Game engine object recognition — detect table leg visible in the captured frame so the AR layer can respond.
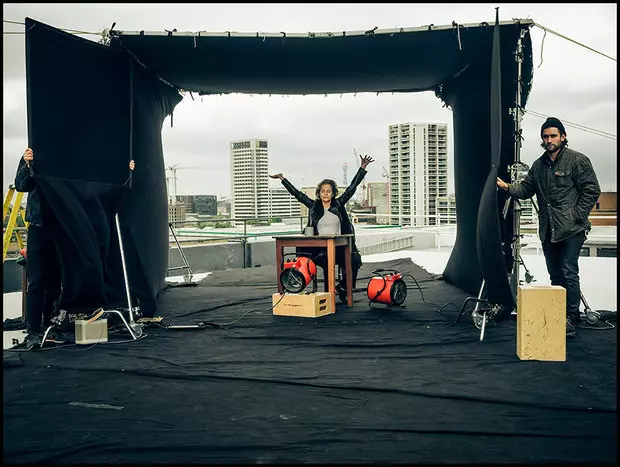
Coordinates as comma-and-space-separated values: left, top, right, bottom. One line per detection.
275, 241, 283, 294
344, 240, 353, 307
327, 238, 336, 312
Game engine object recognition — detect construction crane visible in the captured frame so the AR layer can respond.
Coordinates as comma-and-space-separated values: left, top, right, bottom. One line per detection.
353, 149, 368, 207
342, 161, 348, 186
166, 164, 197, 205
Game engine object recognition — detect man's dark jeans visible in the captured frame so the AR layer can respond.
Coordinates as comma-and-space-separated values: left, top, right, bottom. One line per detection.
542, 229, 586, 323
25, 225, 61, 334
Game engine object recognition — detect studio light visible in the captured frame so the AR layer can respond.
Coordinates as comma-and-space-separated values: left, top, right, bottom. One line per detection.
367, 269, 407, 309
280, 253, 317, 294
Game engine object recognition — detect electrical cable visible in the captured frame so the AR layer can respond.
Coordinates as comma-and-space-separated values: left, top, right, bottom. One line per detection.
2, 19, 101, 36
151, 292, 288, 331
524, 108, 616, 140
403, 273, 440, 308
532, 22, 616, 62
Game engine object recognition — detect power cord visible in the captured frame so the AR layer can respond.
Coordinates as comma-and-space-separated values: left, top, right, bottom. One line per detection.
151, 292, 289, 331
402, 273, 440, 308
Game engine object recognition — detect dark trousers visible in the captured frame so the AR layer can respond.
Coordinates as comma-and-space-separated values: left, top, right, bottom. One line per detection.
295, 246, 362, 291
541, 229, 586, 323
25, 225, 61, 334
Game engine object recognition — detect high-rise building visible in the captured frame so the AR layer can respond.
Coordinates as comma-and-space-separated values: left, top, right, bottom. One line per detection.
367, 181, 389, 224
436, 194, 457, 225
388, 123, 449, 226
230, 139, 269, 222
268, 187, 301, 219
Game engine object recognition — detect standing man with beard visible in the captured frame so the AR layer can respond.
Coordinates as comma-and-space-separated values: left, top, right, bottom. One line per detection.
497, 117, 600, 337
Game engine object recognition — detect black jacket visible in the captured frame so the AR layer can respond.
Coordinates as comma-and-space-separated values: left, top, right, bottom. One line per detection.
14, 158, 43, 226
509, 146, 600, 243
281, 167, 368, 253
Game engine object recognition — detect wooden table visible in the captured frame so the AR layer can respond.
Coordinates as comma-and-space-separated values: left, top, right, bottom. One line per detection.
273, 234, 354, 311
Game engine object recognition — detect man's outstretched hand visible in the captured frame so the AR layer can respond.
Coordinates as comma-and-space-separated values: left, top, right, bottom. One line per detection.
269, 173, 284, 180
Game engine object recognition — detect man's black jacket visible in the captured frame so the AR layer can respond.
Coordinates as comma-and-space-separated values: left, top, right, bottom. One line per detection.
281, 167, 368, 253
508, 146, 600, 243
14, 158, 43, 226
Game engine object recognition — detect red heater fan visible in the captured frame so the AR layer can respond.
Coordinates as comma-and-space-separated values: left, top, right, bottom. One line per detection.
280, 253, 318, 294
367, 269, 407, 309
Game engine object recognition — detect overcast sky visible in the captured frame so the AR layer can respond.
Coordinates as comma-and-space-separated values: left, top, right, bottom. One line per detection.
3, 3, 617, 198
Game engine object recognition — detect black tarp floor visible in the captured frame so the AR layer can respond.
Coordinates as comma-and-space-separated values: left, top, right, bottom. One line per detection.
3, 258, 617, 464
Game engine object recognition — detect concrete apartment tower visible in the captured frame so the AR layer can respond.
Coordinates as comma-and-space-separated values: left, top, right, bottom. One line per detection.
388, 123, 448, 226
230, 139, 269, 223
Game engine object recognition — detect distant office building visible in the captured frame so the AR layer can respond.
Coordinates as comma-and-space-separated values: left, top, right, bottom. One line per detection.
590, 192, 617, 226
436, 194, 457, 225
367, 181, 389, 224
217, 199, 231, 216
388, 123, 449, 226
230, 139, 269, 222
268, 187, 301, 219
176, 195, 217, 215
168, 204, 186, 226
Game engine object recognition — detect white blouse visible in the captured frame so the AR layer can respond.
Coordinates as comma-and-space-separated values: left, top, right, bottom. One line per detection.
317, 210, 341, 235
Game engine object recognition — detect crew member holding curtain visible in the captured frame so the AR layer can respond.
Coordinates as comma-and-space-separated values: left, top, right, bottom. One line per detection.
15, 147, 136, 349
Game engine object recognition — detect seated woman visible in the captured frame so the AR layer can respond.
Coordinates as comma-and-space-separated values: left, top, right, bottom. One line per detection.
270, 154, 374, 300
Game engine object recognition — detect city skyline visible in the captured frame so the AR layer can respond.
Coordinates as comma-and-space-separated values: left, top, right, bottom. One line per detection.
3, 4, 616, 198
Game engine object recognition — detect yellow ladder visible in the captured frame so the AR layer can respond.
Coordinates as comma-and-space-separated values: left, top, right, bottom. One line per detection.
3, 185, 29, 262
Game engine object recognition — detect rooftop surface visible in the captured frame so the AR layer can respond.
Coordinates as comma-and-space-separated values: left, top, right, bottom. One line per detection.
3, 250, 616, 464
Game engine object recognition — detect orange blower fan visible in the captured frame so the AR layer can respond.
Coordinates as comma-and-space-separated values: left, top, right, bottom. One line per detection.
367, 269, 407, 309
280, 253, 318, 294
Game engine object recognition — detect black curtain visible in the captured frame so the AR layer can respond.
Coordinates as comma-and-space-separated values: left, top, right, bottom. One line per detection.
475, 10, 515, 307
25, 18, 182, 316
440, 23, 532, 299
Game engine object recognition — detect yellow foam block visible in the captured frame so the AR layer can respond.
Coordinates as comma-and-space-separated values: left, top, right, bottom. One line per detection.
272, 292, 334, 318
517, 285, 566, 361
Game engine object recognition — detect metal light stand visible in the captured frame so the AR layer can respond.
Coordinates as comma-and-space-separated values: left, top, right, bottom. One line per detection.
506, 28, 528, 295
40, 213, 143, 347
167, 222, 194, 283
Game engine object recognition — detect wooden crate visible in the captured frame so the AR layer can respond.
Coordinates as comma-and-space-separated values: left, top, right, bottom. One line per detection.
517, 285, 566, 361
272, 292, 334, 318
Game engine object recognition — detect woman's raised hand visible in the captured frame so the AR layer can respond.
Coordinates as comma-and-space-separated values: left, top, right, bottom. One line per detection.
269, 173, 284, 180
360, 155, 375, 169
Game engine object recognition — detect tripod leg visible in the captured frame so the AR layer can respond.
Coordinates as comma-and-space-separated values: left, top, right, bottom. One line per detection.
581, 291, 601, 324
479, 313, 488, 342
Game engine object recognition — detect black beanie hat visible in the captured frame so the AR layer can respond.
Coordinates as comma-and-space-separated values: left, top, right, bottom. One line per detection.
540, 117, 566, 137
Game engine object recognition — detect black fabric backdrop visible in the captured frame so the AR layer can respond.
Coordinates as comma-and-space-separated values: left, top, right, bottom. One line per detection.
475, 13, 516, 307
25, 17, 533, 314
3, 259, 617, 463
25, 18, 182, 316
